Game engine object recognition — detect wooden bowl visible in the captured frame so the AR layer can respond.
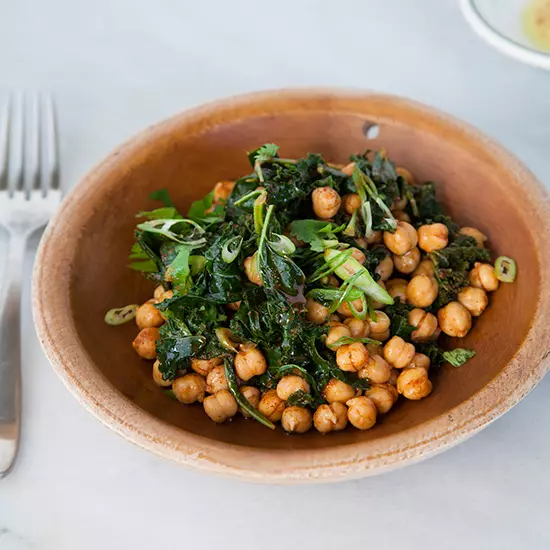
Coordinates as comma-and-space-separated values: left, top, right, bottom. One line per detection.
33, 90, 550, 483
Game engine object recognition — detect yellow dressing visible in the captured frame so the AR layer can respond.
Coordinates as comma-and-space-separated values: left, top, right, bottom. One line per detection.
523, 0, 550, 52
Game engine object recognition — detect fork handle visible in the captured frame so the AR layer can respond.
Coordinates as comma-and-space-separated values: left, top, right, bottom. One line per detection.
0, 231, 25, 478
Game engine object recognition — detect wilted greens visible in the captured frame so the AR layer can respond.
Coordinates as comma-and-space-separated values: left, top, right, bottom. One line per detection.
111, 145, 515, 435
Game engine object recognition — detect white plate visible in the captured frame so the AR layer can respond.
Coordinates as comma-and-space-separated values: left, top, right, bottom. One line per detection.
460, 0, 550, 70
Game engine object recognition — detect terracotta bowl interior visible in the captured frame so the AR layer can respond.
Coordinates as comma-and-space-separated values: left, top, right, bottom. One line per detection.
60, 94, 540, 452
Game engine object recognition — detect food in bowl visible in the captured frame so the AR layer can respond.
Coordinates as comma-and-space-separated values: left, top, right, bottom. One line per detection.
105, 144, 516, 435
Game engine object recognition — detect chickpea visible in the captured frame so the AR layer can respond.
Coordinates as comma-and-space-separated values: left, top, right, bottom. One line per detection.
243, 253, 262, 286
212, 180, 235, 203
341, 162, 356, 176
132, 327, 160, 360
408, 308, 438, 343
173, 373, 206, 404
346, 396, 377, 430
203, 390, 238, 423
388, 368, 400, 386
469, 262, 499, 292
152, 359, 173, 387
328, 314, 343, 326
191, 357, 223, 377
397, 367, 432, 400
153, 285, 173, 302
349, 247, 366, 265
417, 223, 449, 253
460, 226, 487, 248
371, 280, 388, 310
370, 329, 390, 342
386, 278, 408, 303
366, 342, 384, 357
383, 221, 418, 255
276, 375, 311, 400
357, 354, 392, 383
281, 406, 313, 434
437, 301, 472, 338
326, 324, 352, 350
407, 275, 439, 308
396, 166, 416, 186
458, 286, 488, 317
258, 389, 285, 422
320, 275, 340, 288
393, 209, 411, 223
342, 193, 361, 215
375, 255, 394, 281
413, 258, 435, 278
312, 186, 342, 219
383, 336, 416, 369
239, 386, 261, 418
205, 365, 229, 394
313, 402, 348, 433
408, 353, 430, 370
337, 297, 366, 318
154, 285, 166, 301
393, 247, 421, 274
365, 384, 398, 414
365, 231, 383, 245
161, 289, 173, 301
287, 231, 306, 249
306, 298, 330, 324
135, 300, 164, 329
392, 195, 407, 211
343, 317, 370, 339
336, 342, 369, 372
368, 310, 390, 333
323, 378, 356, 404
234, 343, 267, 381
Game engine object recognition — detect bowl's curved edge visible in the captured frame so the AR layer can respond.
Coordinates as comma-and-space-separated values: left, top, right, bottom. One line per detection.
32, 88, 550, 483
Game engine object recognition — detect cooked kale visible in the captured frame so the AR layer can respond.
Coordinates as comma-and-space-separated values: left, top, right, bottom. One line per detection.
430, 235, 491, 308
119, 146, 496, 430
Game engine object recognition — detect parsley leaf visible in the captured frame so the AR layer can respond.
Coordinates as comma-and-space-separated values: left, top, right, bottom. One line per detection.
289, 219, 344, 252
442, 348, 476, 367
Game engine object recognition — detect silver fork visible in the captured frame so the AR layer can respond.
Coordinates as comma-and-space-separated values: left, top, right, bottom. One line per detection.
0, 94, 61, 478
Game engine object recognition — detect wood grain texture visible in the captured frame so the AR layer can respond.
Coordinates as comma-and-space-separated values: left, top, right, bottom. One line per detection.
32, 89, 550, 482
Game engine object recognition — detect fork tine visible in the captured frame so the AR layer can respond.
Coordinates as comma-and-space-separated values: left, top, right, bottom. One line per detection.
12, 93, 25, 196
0, 96, 10, 191
29, 93, 41, 196
44, 94, 60, 193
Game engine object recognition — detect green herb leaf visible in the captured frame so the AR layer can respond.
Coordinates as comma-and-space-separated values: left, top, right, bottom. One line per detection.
442, 348, 476, 367
431, 235, 491, 308
286, 390, 317, 408
188, 191, 214, 220
385, 301, 415, 340
128, 241, 159, 273
137, 206, 181, 220
149, 189, 174, 207
156, 318, 206, 380
289, 219, 344, 252
224, 358, 275, 429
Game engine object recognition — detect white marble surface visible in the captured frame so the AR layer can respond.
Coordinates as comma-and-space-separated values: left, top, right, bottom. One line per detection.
1, 1, 550, 548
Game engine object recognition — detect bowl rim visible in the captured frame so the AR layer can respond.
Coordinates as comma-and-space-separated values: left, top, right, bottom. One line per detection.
32, 88, 550, 483
460, 0, 550, 70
